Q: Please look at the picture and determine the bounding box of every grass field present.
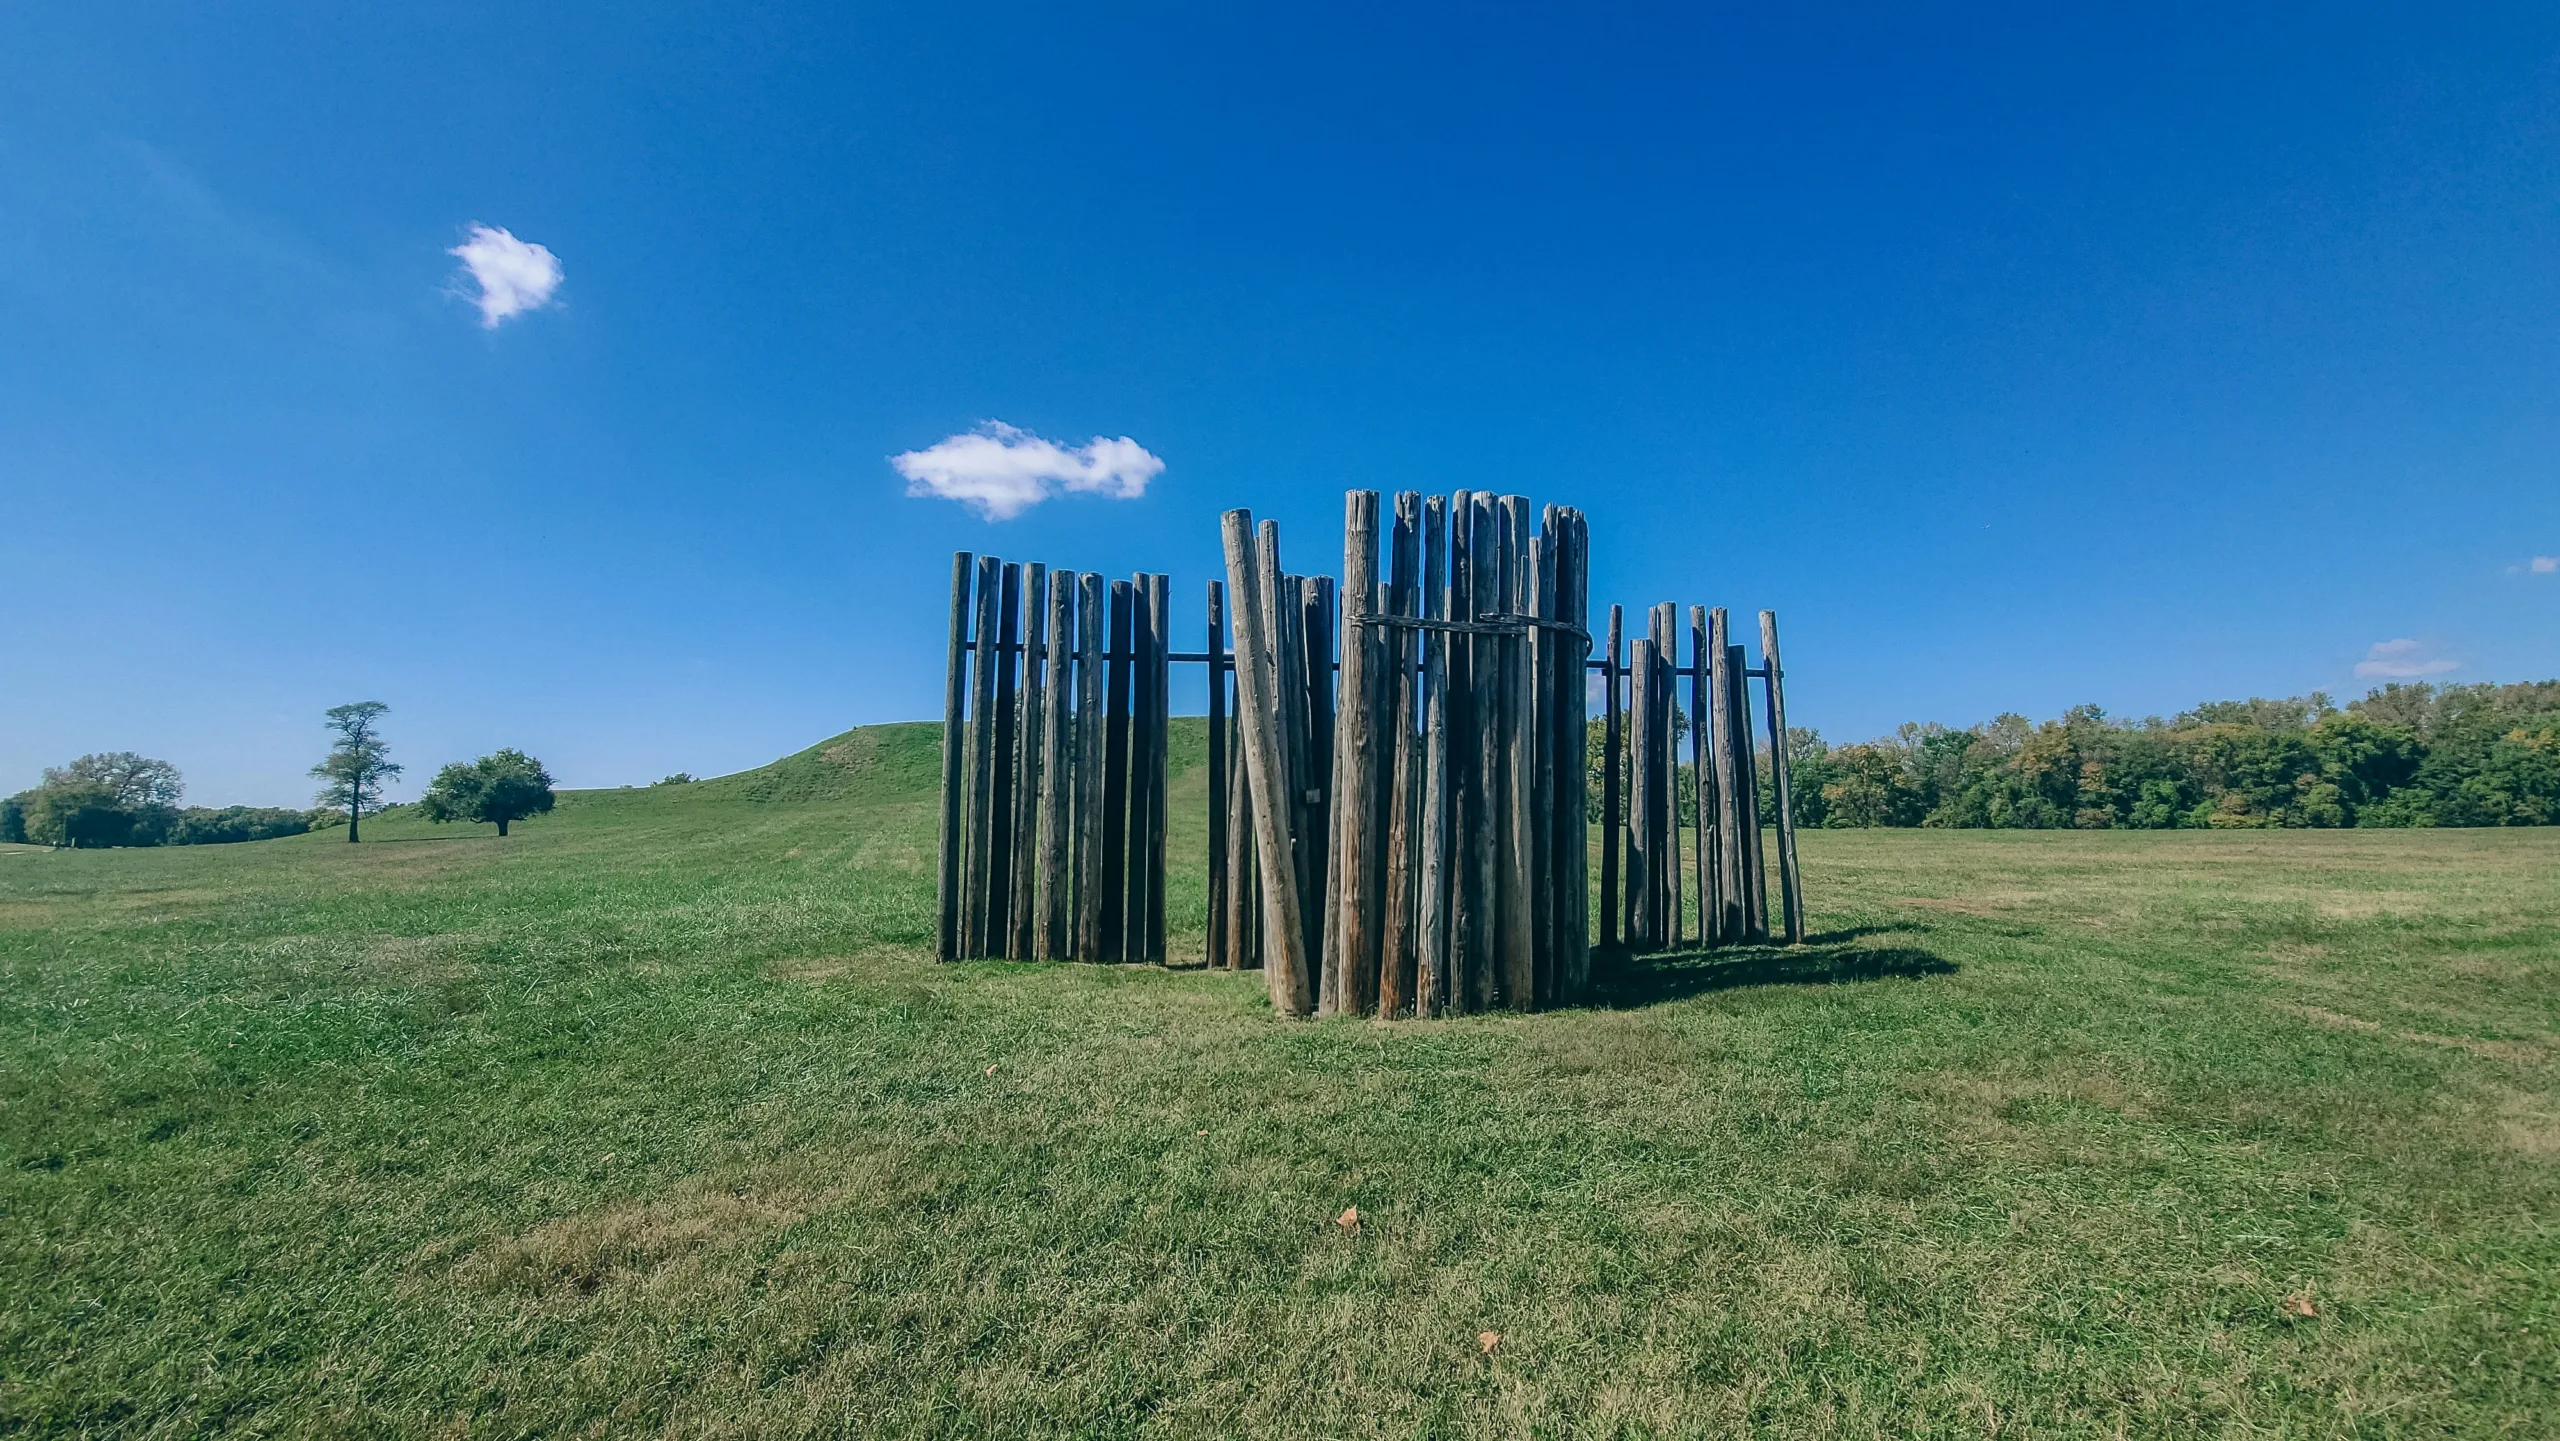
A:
[3,721,2555,1437]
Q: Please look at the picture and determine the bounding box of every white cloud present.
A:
[891,422,1165,520]
[2533,556,2557,574]
[2353,638,2459,680]
[448,223,562,327]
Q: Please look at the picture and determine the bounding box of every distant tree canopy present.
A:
[3,753,315,849]
[1753,680,2560,830]
[419,749,556,836]
[311,702,400,843]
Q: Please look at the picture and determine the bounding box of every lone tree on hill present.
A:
[419,749,555,836]
[311,702,400,842]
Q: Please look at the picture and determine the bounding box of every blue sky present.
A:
[5,3,2556,806]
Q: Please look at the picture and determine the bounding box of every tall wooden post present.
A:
[1626,636,1655,952]
[1560,510,1591,998]
[1073,573,1106,961]
[1100,580,1134,962]
[1655,603,1681,950]
[1760,610,1806,944]
[1325,493,1383,1015]
[1206,580,1228,970]
[965,555,1002,957]
[1729,640,1768,941]
[1123,576,1157,965]
[1689,606,1722,948]
[938,552,973,962]
[1708,608,1745,944]
[1380,493,1421,1016]
[1466,492,1502,1012]
[1601,603,1622,954]
[1144,572,1171,964]
[1223,510,1314,1016]
[987,564,1022,953]
[1008,564,1046,960]
[1037,573,1073,959]
[1416,494,1452,1018]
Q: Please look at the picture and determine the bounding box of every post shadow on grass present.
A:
[1588,933,1955,1009]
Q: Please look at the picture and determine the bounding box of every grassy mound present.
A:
[1,722,2554,1436]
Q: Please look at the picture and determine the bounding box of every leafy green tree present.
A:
[17,753,186,848]
[418,749,556,836]
[311,702,400,843]
[1,792,28,844]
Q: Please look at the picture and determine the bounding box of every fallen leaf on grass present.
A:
[1479,1331,1501,1355]
[1335,1207,1360,1232]
[2282,1293,2318,1318]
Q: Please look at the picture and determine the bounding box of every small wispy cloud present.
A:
[448,224,562,327]
[892,422,1165,520]
[2532,556,2557,574]
[2353,638,2459,680]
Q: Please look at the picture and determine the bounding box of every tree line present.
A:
[1764,680,2560,829]
[5,701,557,848]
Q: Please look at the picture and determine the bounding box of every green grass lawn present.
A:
[3,722,2555,1437]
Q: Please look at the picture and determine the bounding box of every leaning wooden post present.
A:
[1036,573,1073,959]
[1206,580,1228,970]
[964,555,1002,957]
[1222,510,1314,1016]
[1073,573,1107,961]
[1325,492,1384,1015]
[1758,609,1805,944]
[1601,603,1622,954]
[1223,733,1255,969]
[938,552,974,962]
[1416,494,1452,1018]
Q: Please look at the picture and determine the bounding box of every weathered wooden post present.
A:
[1009,564,1046,959]
[1036,573,1073,959]
[1416,494,1452,1018]
[1073,573,1106,961]
[986,564,1022,953]
[1688,606,1721,947]
[939,553,973,962]
[1380,492,1422,1016]
[1707,608,1744,944]
[1206,580,1228,969]
[1760,611,1804,943]
[1123,575,1157,965]
[1144,572,1171,964]
[1601,604,1622,954]
[1728,639,1768,941]
[1557,510,1591,1000]
[965,555,1002,957]
[1223,509,1314,1016]
[1326,491,1384,1015]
